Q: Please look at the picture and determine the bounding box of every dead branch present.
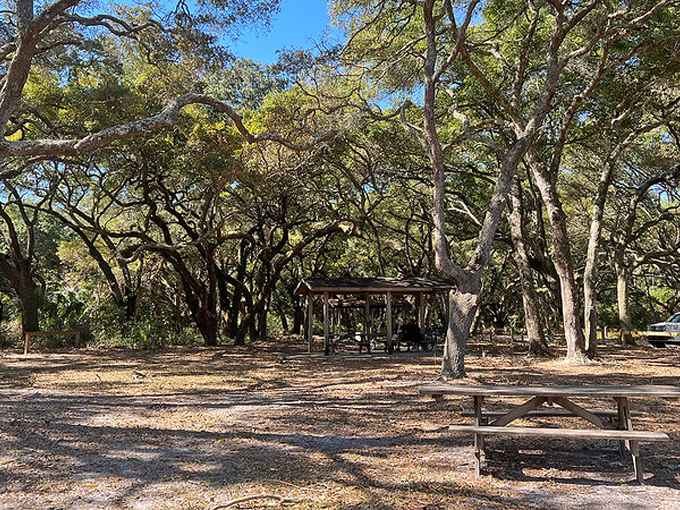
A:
[211,493,300,509]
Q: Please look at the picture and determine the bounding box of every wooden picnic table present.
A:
[419,383,680,482]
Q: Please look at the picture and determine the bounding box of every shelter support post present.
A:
[418,294,426,327]
[364,292,371,353]
[323,291,330,356]
[307,295,314,353]
[386,291,393,353]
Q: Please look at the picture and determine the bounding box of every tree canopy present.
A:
[1,0,680,379]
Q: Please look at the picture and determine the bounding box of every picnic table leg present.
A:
[616,397,644,483]
[616,397,627,455]
[473,396,484,476]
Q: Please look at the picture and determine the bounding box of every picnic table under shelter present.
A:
[294,277,455,355]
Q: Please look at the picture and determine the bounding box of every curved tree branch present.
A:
[0,93,339,159]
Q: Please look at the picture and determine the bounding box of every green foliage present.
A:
[3,0,680,353]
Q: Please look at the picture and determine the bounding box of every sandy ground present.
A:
[1,339,679,509]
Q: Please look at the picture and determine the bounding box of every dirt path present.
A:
[1,343,679,509]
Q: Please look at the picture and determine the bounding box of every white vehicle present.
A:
[647,313,680,347]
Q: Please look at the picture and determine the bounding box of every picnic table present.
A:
[419,383,680,482]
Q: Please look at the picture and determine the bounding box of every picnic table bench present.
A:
[419,383,680,482]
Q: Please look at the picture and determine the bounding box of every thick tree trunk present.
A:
[616,261,635,346]
[193,306,219,346]
[508,179,549,356]
[441,284,480,379]
[172,260,219,347]
[292,298,304,335]
[527,151,588,364]
[17,278,40,334]
[0,257,40,335]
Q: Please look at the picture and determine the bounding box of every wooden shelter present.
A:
[294,277,456,355]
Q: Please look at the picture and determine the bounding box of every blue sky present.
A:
[230,0,340,64]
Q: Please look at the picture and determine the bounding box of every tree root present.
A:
[211,493,300,509]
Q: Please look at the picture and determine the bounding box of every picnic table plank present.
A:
[460,408,639,418]
[448,425,670,441]
[420,384,680,399]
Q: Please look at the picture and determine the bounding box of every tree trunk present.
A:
[583,158,617,356]
[123,289,137,321]
[258,306,268,341]
[230,241,250,344]
[527,150,588,364]
[278,305,289,334]
[292,298,304,335]
[17,278,40,334]
[171,259,219,347]
[203,254,219,347]
[216,266,231,337]
[616,260,635,347]
[1,259,40,335]
[508,178,549,356]
[193,306,219,346]
[441,283,480,379]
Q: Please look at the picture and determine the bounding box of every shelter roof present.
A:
[294,277,456,296]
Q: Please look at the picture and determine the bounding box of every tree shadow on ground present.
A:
[1,344,679,508]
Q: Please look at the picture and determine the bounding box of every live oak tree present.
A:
[1,0,344,341]
[0,0,335,167]
[336,0,675,376]
[0,178,49,334]
[36,161,146,321]
[607,158,680,344]
[516,1,679,360]
[507,174,549,356]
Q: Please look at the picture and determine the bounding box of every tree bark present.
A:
[508,178,549,356]
[615,257,635,347]
[16,270,40,334]
[582,155,620,356]
[441,281,480,378]
[292,298,304,335]
[527,149,589,364]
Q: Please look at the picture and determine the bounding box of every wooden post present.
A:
[616,396,643,482]
[386,291,393,353]
[364,292,371,353]
[24,332,30,355]
[323,292,330,356]
[473,395,484,476]
[418,293,425,328]
[307,294,314,353]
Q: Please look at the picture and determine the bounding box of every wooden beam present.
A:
[490,396,546,427]
[551,396,606,429]
[447,425,669,441]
